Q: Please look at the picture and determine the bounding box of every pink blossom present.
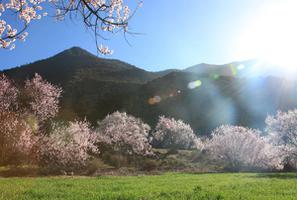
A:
[205,125,282,171]
[96,111,153,156]
[0,74,61,165]
[152,116,203,150]
[38,120,99,171]
[24,73,62,121]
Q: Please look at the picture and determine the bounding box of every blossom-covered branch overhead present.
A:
[0,0,142,54]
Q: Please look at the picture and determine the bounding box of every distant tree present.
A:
[0,73,61,165]
[96,111,152,156]
[265,110,297,170]
[0,0,142,54]
[205,125,282,171]
[38,120,99,172]
[151,116,203,150]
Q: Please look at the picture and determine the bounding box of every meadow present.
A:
[1,173,297,200]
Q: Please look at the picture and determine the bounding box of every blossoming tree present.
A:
[23,74,62,121]
[38,120,99,172]
[0,75,31,164]
[96,111,152,156]
[0,0,142,54]
[265,109,297,170]
[0,73,61,165]
[151,116,203,150]
[205,125,282,171]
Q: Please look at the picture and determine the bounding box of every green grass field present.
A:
[1,173,297,200]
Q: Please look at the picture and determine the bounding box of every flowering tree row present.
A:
[0,73,203,172]
[0,74,178,169]
[2,74,297,173]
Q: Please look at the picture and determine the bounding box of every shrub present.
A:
[141,159,158,171]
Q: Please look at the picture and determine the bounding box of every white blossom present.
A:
[96,111,153,156]
[152,116,203,150]
[205,125,282,171]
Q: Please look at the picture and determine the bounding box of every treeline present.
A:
[1,74,297,174]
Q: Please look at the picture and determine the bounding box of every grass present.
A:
[1,173,297,199]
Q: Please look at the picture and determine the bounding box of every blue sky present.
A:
[0,0,287,71]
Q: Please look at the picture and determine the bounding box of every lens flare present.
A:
[148,95,162,105]
[188,80,202,89]
[237,64,245,70]
[229,64,238,76]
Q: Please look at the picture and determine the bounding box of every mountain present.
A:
[2,47,297,135]
[184,60,260,77]
[126,73,297,134]
[2,46,158,85]
[154,69,181,77]
[183,59,294,79]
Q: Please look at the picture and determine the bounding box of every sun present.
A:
[234,0,297,74]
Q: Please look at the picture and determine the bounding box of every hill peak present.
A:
[55,46,96,58]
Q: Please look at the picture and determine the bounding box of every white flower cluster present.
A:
[98,44,114,55]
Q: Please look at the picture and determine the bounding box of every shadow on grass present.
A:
[0,166,39,177]
[253,173,297,179]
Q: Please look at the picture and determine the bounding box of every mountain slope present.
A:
[126,73,297,134]
[2,47,297,135]
[2,47,158,85]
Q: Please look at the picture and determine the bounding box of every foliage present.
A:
[96,111,152,156]
[152,116,203,150]
[205,125,282,171]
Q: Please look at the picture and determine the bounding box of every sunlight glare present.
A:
[234,0,297,75]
